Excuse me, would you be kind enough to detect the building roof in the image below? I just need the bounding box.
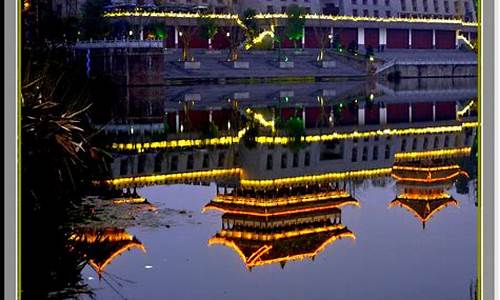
[391,163,465,184]
[68,228,146,276]
[208,224,354,268]
[203,192,359,217]
[389,196,458,227]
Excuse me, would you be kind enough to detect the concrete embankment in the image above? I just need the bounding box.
[75,47,477,85]
[374,49,477,78]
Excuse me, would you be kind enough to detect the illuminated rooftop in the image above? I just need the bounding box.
[203,192,359,217]
[208,225,355,269]
[389,196,458,227]
[68,228,146,276]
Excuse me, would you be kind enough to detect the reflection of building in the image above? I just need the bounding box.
[388,157,466,228]
[51,0,84,18]
[99,82,478,192]
[68,228,146,276]
[205,183,357,269]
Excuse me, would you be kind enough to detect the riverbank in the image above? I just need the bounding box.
[77,48,477,85]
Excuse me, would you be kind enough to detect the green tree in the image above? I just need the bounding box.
[81,0,111,39]
[242,8,259,40]
[332,34,342,51]
[198,16,218,48]
[285,117,306,142]
[285,4,305,49]
[284,117,306,152]
[147,22,167,40]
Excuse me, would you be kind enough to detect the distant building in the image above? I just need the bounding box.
[113,0,237,13]
[337,0,477,22]
[238,0,323,14]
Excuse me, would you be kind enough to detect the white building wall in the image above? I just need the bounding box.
[239,0,322,14]
[334,0,476,21]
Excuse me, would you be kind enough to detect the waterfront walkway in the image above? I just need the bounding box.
[164,49,366,81]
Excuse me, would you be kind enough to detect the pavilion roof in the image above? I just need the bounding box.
[69,228,146,276]
[208,225,354,269]
[389,196,458,226]
[203,194,359,217]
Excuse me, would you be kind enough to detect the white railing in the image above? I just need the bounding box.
[75,39,164,49]
[375,58,397,74]
[396,60,477,65]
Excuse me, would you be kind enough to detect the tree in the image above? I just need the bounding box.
[178,26,198,62]
[242,8,259,40]
[81,0,111,39]
[365,45,374,59]
[284,117,306,152]
[226,25,246,61]
[332,33,342,51]
[313,25,331,61]
[285,117,306,143]
[198,16,218,49]
[146,22,167,40]
[347,40,358,55]
[285,4,305,49]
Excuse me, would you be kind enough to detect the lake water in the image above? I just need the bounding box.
[81,182,477,300]
[41,77,478,300]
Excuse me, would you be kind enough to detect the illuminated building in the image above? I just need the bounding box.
[205,182,357,269]
[102,5,477,49]
[68,228,146,277]
[388,157,466,228]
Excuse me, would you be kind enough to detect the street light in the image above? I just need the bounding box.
[129,30,133,36]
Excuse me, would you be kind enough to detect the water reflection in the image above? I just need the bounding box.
[76,78,478,299]
[205,181,357,269]
[389,157,467,228]
[68,228,146,277]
